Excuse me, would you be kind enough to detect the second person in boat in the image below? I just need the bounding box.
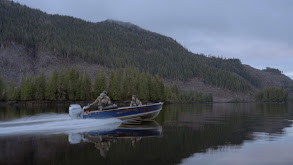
[130,95,142,107]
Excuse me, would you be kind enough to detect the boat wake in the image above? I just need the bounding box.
[0,113,122,136]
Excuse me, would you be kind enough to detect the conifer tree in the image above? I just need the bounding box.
[157,77,165,100]
[57,69,68,100]
[254,87,288,102]
[108,70,120,100]
[80,72,91,100]
[150,75,162,100]
[46,70,58,100]
[134,71,141,98]
[121,70,129,99]
[20,76,35,100]
[34,72,46,100]
[127,68,136,97]
[93,69,106,98]
[145,73,152,100]
[140,73,148,100]
[8,81,20,100]
[164,85,171,101]
[0,73,4,100]
[138,75,145,99]
[8,81,15,101]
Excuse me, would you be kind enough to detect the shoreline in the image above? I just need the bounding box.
[0,100,289,106]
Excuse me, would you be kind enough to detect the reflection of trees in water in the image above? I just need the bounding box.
[0,103,292,165]
[162,103,291,134]
[255,103,288,115]
[0,103,68,120]
[153,103,293,164]
[254,103,291,134]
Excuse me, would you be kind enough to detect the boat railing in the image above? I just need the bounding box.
[88,102,163,113]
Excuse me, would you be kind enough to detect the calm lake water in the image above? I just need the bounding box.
[0,102,293,165]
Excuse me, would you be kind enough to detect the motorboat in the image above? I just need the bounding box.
[69,102,163,121]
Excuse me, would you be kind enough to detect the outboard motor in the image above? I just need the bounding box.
[69,104,84,119]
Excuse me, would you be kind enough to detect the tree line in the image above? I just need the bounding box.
[0,69,213,103]
[255,87,288,102]
[0,73,4,100]
[0,0,259,92]
[262,67,282,74]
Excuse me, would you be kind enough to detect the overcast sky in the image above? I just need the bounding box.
[13,0,293,79]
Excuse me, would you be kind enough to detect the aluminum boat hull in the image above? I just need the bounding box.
[82,102,163,120]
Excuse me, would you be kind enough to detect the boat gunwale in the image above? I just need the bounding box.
[116,108,162,120]
[86,102,163,114]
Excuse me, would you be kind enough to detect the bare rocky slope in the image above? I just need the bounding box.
[1,43,293,102]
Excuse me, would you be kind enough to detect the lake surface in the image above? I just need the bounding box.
[0,102,293,165]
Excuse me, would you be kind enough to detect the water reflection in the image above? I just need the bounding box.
[68,121,162,157]
[0,103,292,165]
[180,124,293,165]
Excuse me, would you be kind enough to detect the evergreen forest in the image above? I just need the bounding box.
[0,0,259,93]
[0,69,213,103]
[255,87,288,102]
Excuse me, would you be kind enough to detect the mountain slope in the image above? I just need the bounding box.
[0,0,292,101]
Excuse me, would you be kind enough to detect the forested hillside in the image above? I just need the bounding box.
[0,0,260,92]
[0,0,292,102]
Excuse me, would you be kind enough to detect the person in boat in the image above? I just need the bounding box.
[130,95,142,107]
[90,90,111,110]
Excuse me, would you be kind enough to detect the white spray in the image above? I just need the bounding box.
[0,113,122,136]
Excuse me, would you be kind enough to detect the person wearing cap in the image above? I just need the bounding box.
[90,90,112,109]
[130,95,142,107]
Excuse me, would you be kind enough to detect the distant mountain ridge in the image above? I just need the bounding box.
[0,0,292,102]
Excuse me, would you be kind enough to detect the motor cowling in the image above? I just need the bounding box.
[69,104,83,119]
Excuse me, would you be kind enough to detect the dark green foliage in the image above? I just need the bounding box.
[150,76,161,100]
[121,70,129,99]
[144,73,153,100]
[57,69,69,100]
[0,73,5,100]
[180,91,213,103]
[8,81,20,100]
[0,0,259,92]
[3,67,212,102]
[158,78,166,100]
[67,68,81,100]
[262,67,282,74]
[20,76,35,100]
[165,85,180,101]
[93,70,106,99]
[134,72,141,98]
[255,87,288,102]
[46,68,92,100]
[108,70,120,100]
[79,72,92,100]
[46,70,58,100]
[140,73,150,100]
[165,85,213,103]
[34,73,46,100]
